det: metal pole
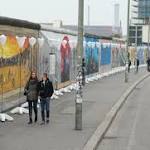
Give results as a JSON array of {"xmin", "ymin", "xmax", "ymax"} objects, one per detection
[
  {"xmin": 75, "ymin": 0, "xmax": 84, "ymax": 130},
  {"xmin": 135, "ymin": 26, "xmax": 138, "ymax": 51},
  {"xmin": 148, "ymin": 17, "xmax": 150, "ymax": 58},
  {"xmin": 19, "ymin": 49, "xmax": 22, "ymax": 106},
  {"xmin": 125, "ymin": 0, "xmax": 130, "ymax": 83},
  {"xmin": 1, "ymin": 46, "xmax": 4, "ymax": 112},
  {"xmin": 88, "ymin": 0, "xmax": 90, "ymax": 26},
  {"xmin": 135, "ymin": 26, "xmax": 138, "ymax": 73}
]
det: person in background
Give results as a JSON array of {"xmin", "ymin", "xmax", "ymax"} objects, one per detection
[
  {"xmin": 147, "ymin": 57, "xmax": 150, "ymax": 72},
  {"xmin": 24, "ymin": 71, "xmax": 39, "ymax": 124},
  {"xmin": 82, "ymin": 58, "xmax": 86, "ymax": 86},
  {"xmin": 39, "ymin": 73, "xmax": 54, "ymax": 124},
  {"xmin": 134, "ymin": 58, "xmax": 140, "ymax": 73},
  {"xmin": 128, "ymin": 59, "xmax": 131, "ymax": 73}
]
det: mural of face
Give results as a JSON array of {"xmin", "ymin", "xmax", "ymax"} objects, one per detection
[{"xmin": 60, "ymin": 36, "xmax": 71, "ymax": 83}]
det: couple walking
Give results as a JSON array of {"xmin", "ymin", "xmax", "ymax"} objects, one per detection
[{"xmin": 24, "ymin": 72, "xmax": 54, "ymax": 125}]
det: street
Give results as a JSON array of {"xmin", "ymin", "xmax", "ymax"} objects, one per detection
[
  {"xmin": 0, "ymin": 0, "xmax": 150, "ymax": 150},
  {"xmin": 0, "ymin": 68, "xmax": 148, "ymax": 150},
  {"xmin": 97, "ymin": 74, "xmax": 150, "ymax": 150}
]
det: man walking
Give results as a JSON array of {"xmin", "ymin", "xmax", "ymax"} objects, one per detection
[
  {"xmin": 128, "ymin": 59, "xmax": 131, "ymax": 73},
  {"xmin": 147, "ymin": 57, "xmax": 150, "ymax": 72},
  {"xmin": 39, "ymin": 73, "xmax": 54, "ymax": 124},
  {"xmin": 134, "ymin": 58, "xmax": 139, "ymax": 73}
]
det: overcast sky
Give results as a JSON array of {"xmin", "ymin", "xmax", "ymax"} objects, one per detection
[{"xmin": 0, "ymin": 0, "xmax": 127, "ymax": 34}]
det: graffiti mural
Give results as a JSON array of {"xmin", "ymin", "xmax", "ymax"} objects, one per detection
[
  {"xmin": 137, "ymin": 47, "xmax": 144, "ymax": 64},
  {"xmin": 85, "ymin": 37, "xmax": 99, "ymax": 75},
  {"xmin": 119, "ymin": 43, "xmax": 126, "ymax": 66},
  {"xmin": 129, "ymin": 47, "xmax": 136, "ymax": 63},
  {"xmin": 60, "ymin": 36, "xmax": 71, "ymax": 82},
  {"xmin": 0, "ymin": 36, "xmax": 31, "ymax": 95},
  {"xmin": 112, "ymin": 43, "xmax": 120, "ymax": 68},
  {"xmin": 100, "ymin": 41, "xmax": 111, "ymax": 65}
]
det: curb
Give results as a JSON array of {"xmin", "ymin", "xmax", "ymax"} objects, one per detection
[{"xmin": 83, "ymin": 73, "xmax": 150, "ymax": 150}]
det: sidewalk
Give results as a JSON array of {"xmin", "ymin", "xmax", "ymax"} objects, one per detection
[{"xmin": 0, "ymin": 67, "xmax": 148, "ymax": 150}]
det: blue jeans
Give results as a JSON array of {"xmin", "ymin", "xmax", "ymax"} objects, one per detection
[{"xmin": 40, "ymin": 97, "xmax": 50, "ymax": 121}]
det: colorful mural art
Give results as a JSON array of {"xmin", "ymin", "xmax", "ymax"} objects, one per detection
[
  {"xmin": 85, "ymin": 37, "xmax": 99, "ymax": 75},
  {"xmin": 40, "ymin": 31, "xmax": 76, "ymax": 89},
  {"xmin": 144, "ymin": 47, "xmax": 148, "ymax": 62},
  {"xmin": 0, "ymin": 36, "xmax": 31, "ymax": 95},
  {"xmin": 111, "ymin": 43, "xmax": 120, "ymax": 68},
  {"xmin": 119, "ymin": 43, "xmax": 126, "ymax": 66},
  {"xmin": 137, "ymin": 47, "xmax": 145, "ymax": 64},
  {"xmin": 100, "ymin": 40, "xmax": 111, "ymax": 65},
  {"xmin": 129, "ymin": 47, "xmax": 136, "ymax": 63},
  {"xmin": 60, "ymin": 36, "xmax": 71, "ymax": 82}
]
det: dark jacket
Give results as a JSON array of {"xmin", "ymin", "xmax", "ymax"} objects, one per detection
[
  {"xmin": 128, "ymin": 60, "xmax": 131, "ymax": 66},
  {"xmin": 39, "ymin": 79, "xmax": 54, "ymax": 98},
  {"xmin": 137, "ymin": 59, "xmax": 139, "ymax": 66},
  {"xmin": 24, "ymin": 79, "xmax": 39, "ymax": 101},
  {"xmin": 147, "ymin": 59, "xmax": 150, "ymax": 65},
  {"xmin": 134, "ymin": 59, "xmax": 139, "ymax": 66}
]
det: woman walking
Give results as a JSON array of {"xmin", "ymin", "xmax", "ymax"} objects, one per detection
[{"xmin": 24, "ymin": 71, "xmax": 39, "ymax": 124}]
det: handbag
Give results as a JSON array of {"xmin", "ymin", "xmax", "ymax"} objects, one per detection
[{"xmin": 24, "ymin": 89, "xmax": 28, "ymax": 96}]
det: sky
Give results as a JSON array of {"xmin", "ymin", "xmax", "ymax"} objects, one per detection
[{"xmin": 0, "ymin": 0, "xmax": 127, "ymax": 34}]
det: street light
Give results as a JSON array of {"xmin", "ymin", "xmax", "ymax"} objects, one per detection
[
  {"xmin": 148, "ymin": 17, "xmax": 150, "ymax": 58},
  {"xmin": 125, "ymin": 0, "xmax": 130, "ymax": 83},
  {"xmin": 75, "ymin": 0, "xmax": 84, "ymax": 130}
]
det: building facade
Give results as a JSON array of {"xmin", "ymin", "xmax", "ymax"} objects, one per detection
[
  {"xmin": 138, "ymin": 0, "xmax": 150, "ymax": 23},
  {"xmin": 129, "ymin": 0, "xmax": 150, "ymax": 46},
  {"xmin": 129, "ymin": 25, "xmax": 142, "ymax": 46}
]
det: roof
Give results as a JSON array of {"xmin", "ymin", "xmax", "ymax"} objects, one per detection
[
  {"xmin": 41, "ymin": 24, "xmax": 113, "ymax": 39},
  {"xmin": 62, "ymin": 25, "xmax": 122, "ymax": 38},
  {"xmin": 41, "ymin": 24, "xmax": 77, "ymax": 36},
  {"xmin": 0, "ymin": 16, "xmax": 40, "ymax": 30}
]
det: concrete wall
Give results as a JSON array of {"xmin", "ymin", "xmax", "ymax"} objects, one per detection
[{"xmin": 0, "ymin": 25, "xmax": 39, "ymax": 112}]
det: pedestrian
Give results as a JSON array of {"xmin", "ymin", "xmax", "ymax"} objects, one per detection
[
  {"xmin": 134, "ymin": 58, "xmax": 139, "ymax": 73},
  {"xmin": 39, "ymin": 73, "xmax": 54, "ymax": 124},
  {"xmin": 24, "ymin": 71, "xmax": 39, "ymax": 124},
  {"xmin": 128, "ymin": 59, "xmax": 131, "ymax": 73},
  {"xmin": 147, "ymin": 57, "xmax": 150, "ymax": 72},
  {"xmin": 82, "ymin": 58, "xmax": 86, "ymax": 86}
]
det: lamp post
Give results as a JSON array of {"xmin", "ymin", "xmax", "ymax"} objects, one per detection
[
  {"xmin": 75, "ymin": 0, "xmax": 84, "ymax": 130},
  {"xmin": 148, "ymin": 17, "xmax": 150, "ymax": 58},
  {"xmin": 125, "ymin": 0, "xmax": 130, "ymax": 83},
  {"xmin": 87, "ymin": 0, "xmax": 90, "ymax": 26}
]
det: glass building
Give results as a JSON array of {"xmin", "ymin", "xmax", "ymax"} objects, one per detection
[{"xmin": 138, "ymin": 0, "xmax": 150, "ymax": 21}]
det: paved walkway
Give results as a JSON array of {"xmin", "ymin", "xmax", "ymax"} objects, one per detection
[
  {"xmin": 0, "ymin": 68, "xmax": 148, "ymax": 150},
  {"xmin": 97, "ymin": 73, "xmax": 150, "ymax": 150}
]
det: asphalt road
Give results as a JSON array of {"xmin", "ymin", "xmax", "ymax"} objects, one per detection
[
  {"xmin": 97, "ymin": 76, "xmax": 150, "ymax": 150},
  {"xmin": 0, "ymin": 68, "xmax": 148, "ymax": 150}
]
